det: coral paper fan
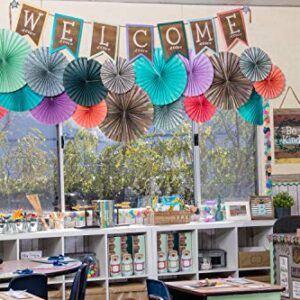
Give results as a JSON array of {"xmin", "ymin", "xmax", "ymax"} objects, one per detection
[
  {"xmin": 184, "ymin": 95, "xmax": 216, "ymax": 123},
  {"xmin": 181, "ymin": 51, "xmax": 214, "ymax": 96},
  {"xmin": 24, "ymin": 47, "xmax": 68, "ymax": 97},
  {"xmin": 73, "ymin": 101, "xmax": 108, "ymax": 128},
  {"xmin": 253, "ymin": 65, "xmax": 285, "ymax": 99},
  {"xmin": 63, "ymin": 57, "xmax": 108, "ymax": 106},
  {"xmin": 31, "ymin": 93, "xmax": 76, "ymax": 125},
  {"xmin": 100, "ymin": 85, "xmax": 153, "ymax": 143},
  {"xmin": 134, "ymin": 48, "xmax": 187, "ymax": 106},
  {"xmin": 238, "ymin": 90, "xmax": 263, "ymax": 125},
  {"xmin": 0, "ymin": 106, "xmax": 7, "ymax": 120},
  {"xmin": 153, "ymin": 99, "xmax": 184, "ymax": 131},
  {"xmin": 0, "ymin": 29, "xmax": 31, "ymax": 93},
  {"xmin": 205, "ymin": 52, "xmax": 253, "ymax": 110}
]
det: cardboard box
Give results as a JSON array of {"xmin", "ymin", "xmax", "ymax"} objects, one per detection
[
  {"xmin": 109, "ymin": 282, "xmax": 147, "ymax": 300},
  {"xmin": 245, "ymin": 275, "xmax": 271, "ymax": 283},
  {"xmin": 239, "ymin": 250, "xmax": 270, "ymax": 268},
  {"xmin": 66, "ymin": 286, "xmax": 106, "ymax": 300}
]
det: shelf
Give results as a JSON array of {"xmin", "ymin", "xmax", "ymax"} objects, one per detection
[
  {"xmin": 109, "ymin": 274, "xmax": 148, "ymax": 281},
  {"xmin": 199, "ymin": 267, "xmax": 236, "ymax": 274},
  {"xmin": 64, "ymin": 276, "xmax": 106, "ymax": 283},
  {"xmin": 239, "ymin": 267, "xmax": 271, "ymax": 271},
  {"xmin": 158, "ymin": 271, "xmax": 196, "ymax": 277}
]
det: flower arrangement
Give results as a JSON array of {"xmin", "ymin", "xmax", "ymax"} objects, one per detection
[{"xmin": 273, "ymin": 192, "xmax": 295, "ymax": 208}]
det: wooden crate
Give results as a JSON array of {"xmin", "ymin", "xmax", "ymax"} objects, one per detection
[{"xmin": 153, "ymin": 211, "xmax": 191, "ymax": 225}]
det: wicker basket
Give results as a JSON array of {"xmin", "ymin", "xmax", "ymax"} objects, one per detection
[{"xmin": 152, "ymin": 211, "xmax": 191, "ymax": 225}]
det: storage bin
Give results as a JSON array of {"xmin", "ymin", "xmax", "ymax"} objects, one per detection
[
  {"xmin": 109, "ymin": 282, "xmax": 148, "ymax": 300},
  {"xmin": 66, "ymin": 286, "xmax": 106, "ymax": 300},
  {"xmin": 239, "ymin": 250, "xmax": 270, "ymax": 268}
]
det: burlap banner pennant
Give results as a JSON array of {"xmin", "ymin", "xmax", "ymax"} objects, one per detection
[
  {"xmin": 126, "ymin": 24, "xmax": 154, "ymax": 62},
  {"xmin": 90, "ymin": 22, "xmax": 119, "ymax": 60},
  {"xmin": 50, "ymin": 13, "xmax": 84, "ymax": 58},
  {"xmin": 15, "ymin": 3, "xmax": 48, "ymax": 46},
  {"xmin": 217, "ymin": 8, "xmax": 248, "ymax": 50},
  {"xmin": 188, "ymin": 17, "xmax": 218, "ymax": 55},
  {"xmin": 158, "ymin": 21, "xmax": 189, "ymax": 60}
]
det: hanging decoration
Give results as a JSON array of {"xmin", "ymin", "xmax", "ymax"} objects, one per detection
[
  {"xmin": 0, "ymin": 85, "xmax": 43, "ymax": 112},
  {"xmin": 188, "ymin": 18, "xmax": 219, "ymax": 55},
  {"xmin": 126, "ymin": 24, "xmax": 154, "ymax": 62},
  {"xmin": 15, "ymin": 3, "xmax": 48, "ymax": 46},
  {"xmin": 254, "ymin": 65, "xmax": 285, "ymax": 99},
  {"xmin": 50, "ymin": 13, "xmax": 84, "ymax": 58},
  {"xmin": 63, "ymin": 57, "xmax": 107, "ymax": 106},
  {"xmin": 101, "ymin": 57, "xmax": 135, "ymax": 94},
  {"xmin": 205, "ymin": 52, "xmax": 253, "ymax": 110},
  {"xmin": 217, "ymin": 8, "xmax": 248, "ymax": 50},
  {"xmin": 157, "ymin": 21, "xmax": 189, "ymax": 60},
  {"xmin": 0, "ymin": 107, "xmax": 7, "ymax": 120},
  {"xmin": 153, "ymin": 98, "xmax": 184, "ymax": 131},
  {"xmin": 90, "ymin": 22, "xmax": 119, "ymax": 60},
  {"xmin": 184, "ymin": 95, "xmax": 216, "ymax": 123},
  {"xmin": 181, "ymin": 51, "xmax": 214, "ymax": 97},
  {"xmin": 238, "ymin": 89, "xmax": 263, "ymax": 125},
  {"xmin": 100, "ymin": 85, "xmax": 153, "ymax": 142},
  {"xmin": 240, "ymin": 47, "xmax": 272, "ymax": 82},
  {"xmin": 73, "ymin": 101, "xmax": 107, "ymax": 128},
  {"xmin": 0, "ymin": 29, "xmax": 31, "ymax": 93},
  {"xmin": 30, "ymin": 92, "xmax": 76, "ymax": 125},
  {"xmin": 24, "ymin": 47, "xmax": 68, "ymax": 97},
  {"xmin": 134, "ymin": 48, "xmax": 187, "ymax": 106}
]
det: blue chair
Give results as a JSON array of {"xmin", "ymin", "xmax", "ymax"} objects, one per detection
[
  {"xmin": 8, "ymin": 273, "xmax": 48, "ymax": 299},
  {"xmin": 147, "ymin": 279, "xmax": 172, "ymax": 300}
]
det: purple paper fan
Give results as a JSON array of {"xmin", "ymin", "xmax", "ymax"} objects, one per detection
[
  {"xmin": 31, "ymin": 92, "xmax": 76, "ymax": 125},
  {"xmin": 181, "ymin": 50, "xmax": 214, "ymax": 97}
]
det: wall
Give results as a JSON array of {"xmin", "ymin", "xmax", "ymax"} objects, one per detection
[{"xmin": 0, "ymin": 0, "xmax": 299, "ymax": 191}]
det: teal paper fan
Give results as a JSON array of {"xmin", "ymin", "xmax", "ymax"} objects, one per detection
[
  {"xmin": 0, "ymin": 85, "xmax": 43, "ymax": 112},
  {"xmin": 0, "ymin": 29, "xmax": 31, "ymax": 93},
  {"xmin": 238, "ymin": 90, "xmax": 263, "ymax": 125},
  {"xmin": 63, "ymin": 57, "xmax": 108, "ymax": 106},
  {"xmin": 134, "ymin": 48, "xmax": 187, "ymax": 106}
]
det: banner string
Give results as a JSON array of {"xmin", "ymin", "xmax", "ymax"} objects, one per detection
[{"xmin": 279, "ymin": 86, "xmax": 300, "ymax": 108}]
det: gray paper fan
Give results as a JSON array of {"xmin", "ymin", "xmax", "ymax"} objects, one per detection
[
  {"xmin": 100, "ymin": 57, "xmax": 135, "ymax": 94},
  {"xmin": 24, "ymin": 47, "xmax": 68, "ymax": 97},
  {"xmin": 240, "ymin": 47, "xmax": 272, "ymax": 82},
  {"xmin": 153, "ymin": 98, "xmax": 184, "ymax": 131}
]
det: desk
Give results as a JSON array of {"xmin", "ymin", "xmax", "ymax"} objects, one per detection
[
  {"xmin": 0, "ymin": 260, "xmax": 81, "ymax": 283},
  {"xmin": 0, "ymin": 291, "xmax": 43, "ymax": 299},
  {"xmin": 166, "ymin": 279, "xmax": 284, "ymax": 300}
]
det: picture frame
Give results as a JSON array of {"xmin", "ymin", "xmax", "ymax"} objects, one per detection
[
  {"xmin": 225, "ymin": 201, "xmax": 251, "ymax": 221},
  {"xmin": 250, "ymin": 196, "xmax": 274, "ymax": 220}
]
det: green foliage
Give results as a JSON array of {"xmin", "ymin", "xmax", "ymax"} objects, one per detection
[{"xmin": 273, "ymin": 192, "xmax": 295, "ymax": 208}]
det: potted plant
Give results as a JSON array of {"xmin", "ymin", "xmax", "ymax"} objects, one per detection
[{"xmin": 273, "ymin": 192, "xmax": 295, "ymax": 219}]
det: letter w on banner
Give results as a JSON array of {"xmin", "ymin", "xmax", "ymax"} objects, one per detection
[
  {"xmin": 15, "ymin": 3, "xmax": 48, "ymax": 46},
  {"xmin": 50, "ymin": 13, "xmax": 84, "ymax": 58},
  {"xmin": 217, "ymin": 8, "xmax": 248, "ymax": 50}
]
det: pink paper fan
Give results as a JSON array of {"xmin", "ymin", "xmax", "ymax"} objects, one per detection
[
  {"xmin": 184, "ymin": 95, "xmax": 216, "ymax": 123},
  {"xmin": 31, "ymin": 93, "xmax": 76, "ymax": 125},
  {"xmin": 181, "ymin": 51, "xmax": 214, "ymax": 97},
  {"xmin": 0, "ymin": 106, "xmax": 7, "ymax": 120}
]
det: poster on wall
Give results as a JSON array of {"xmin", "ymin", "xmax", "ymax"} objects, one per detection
[
  {"xmin": 279, "ymin": 255, "xmax": 290, "ymax": 298},
  {"xmin": 273, "ymin": 108, "xmax": 300, "ymax": 164},
  {"xmin": 293, "ymin": 281, "xmax": 300, "ymax": 299}
]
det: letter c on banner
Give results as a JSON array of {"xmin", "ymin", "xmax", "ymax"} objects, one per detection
[{"xmin": 133, "ymin": 30, "xmax": 148, "ymax": 48}]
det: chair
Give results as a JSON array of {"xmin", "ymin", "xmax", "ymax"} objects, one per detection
[
  {"xmin": 69, "ymin": 257, "xmax": 93, "ymax": 300},
  {"xmin": 8, "ymin": 273, "xmax": 48, "ymax": 299},
  {"xmin": 146, "ymin": 279, "xmax": 172, "ymax": 300},
  {"xmin": 273, "ymin": 216, "xmax": 300, "ymax": 233}
]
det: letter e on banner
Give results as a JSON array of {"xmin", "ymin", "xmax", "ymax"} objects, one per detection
[
  {"xmin": 90, "ymin": 22, "xmax": 118, "ymax": 60},
  {"xmin": 217, "ymin": 8, "xmax": 248, "ymax": 50},
  {"xmin": 157, "ymin": 21, "xmax": 188, "ymax": 60},
  {"xmin": 15, "ymin": 3, "xmax": 48, "ymax": 46},
  {"xmin": 126, "ymin": 25, "xmax": 154, "ymax": 62}
]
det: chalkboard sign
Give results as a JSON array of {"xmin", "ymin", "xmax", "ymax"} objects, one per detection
[{"xmin": 274, "ymin": 108, "xmax": 300, "ymax": 164}]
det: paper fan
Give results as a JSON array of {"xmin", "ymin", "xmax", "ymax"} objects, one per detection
[
  {"xmin": 100, "ymin": 57, "xmax": 135, "ymax": 94},
  {"xmin": 153, "ymin": 99, "xmax": 184, "ymax": 131},
  {"xmin": 240, "ymin": 47, "xmax": 272, "ymax": 82},
  {"xmin": 73, "ymin": 101, "xmax": 107, "ymax": 128},
  {"xmin": 184, "ymin": 95, "xmax": 216, "ymax": 123},
  {"xmin": 180, "ymin": 51, "xmax": 214, "ymax": 96},
  {"xmin": 253, "ymin": 65, "xmax": 285, "ymax": 99},
  {"xmin": 205, "ymin": 52, "xmax": 253, "ymax": 110},
  {"xmin": 24, "ymin": 47, "xmax": 68, "ymax": 97},
  {"xmin": 31, "ymin": 92, "xmax": 76, "ymax": 125},
  {"xmin": 0, "ymin": 85, "xmax": 43, "ymax": 112},
  {"xmin": 238, "ymin": 90, "xmax": 263, "ymax": 125},
  {"xmin": 0, "ymin": 106, "xmax": 7, "ymax": 120},
  {"xmin": 100, "ymin": 85, "xmax": 153, "ymax": 142},
  {"xmin": 63, "ymin": 57, "xmax": 108, "ymax": 106},
  {"xmin": 0, "ymin": 29, "xmax": 31, "ymax": 93},
  {"xmin": 134, "ymin": 48, "xmax": 187, "ymax": 106}
]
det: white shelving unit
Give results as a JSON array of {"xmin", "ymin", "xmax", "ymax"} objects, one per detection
[{"xmin": 0, "ymin": 220, "xmax": 275, "ymax": 299}]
